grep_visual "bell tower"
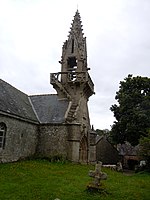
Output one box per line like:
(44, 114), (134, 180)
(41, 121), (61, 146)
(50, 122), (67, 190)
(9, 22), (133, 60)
(50, 10), (95, 163)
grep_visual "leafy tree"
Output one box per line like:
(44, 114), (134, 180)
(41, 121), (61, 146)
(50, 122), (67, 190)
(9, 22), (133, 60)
(139, 130), (150, 171)
(96, 129), (113, 143)
(110, 75), (150, 146)
(95, 129), (110, 136)
(95, 129), (104, 136)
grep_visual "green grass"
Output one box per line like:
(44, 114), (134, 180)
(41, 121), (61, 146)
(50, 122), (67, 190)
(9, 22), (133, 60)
(0, 160), (150, 200)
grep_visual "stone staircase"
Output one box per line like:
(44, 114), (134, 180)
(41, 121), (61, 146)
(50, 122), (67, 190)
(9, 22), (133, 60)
(66, 101), (78, 122)
(53, 79), (71, 100)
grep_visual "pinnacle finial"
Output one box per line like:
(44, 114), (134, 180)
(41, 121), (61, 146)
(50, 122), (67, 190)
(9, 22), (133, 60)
(68, 9), (83, 38)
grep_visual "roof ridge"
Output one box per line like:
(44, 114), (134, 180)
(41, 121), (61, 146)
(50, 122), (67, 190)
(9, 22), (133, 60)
(29, 93), (57, 97)
(0, 79), (27, 96)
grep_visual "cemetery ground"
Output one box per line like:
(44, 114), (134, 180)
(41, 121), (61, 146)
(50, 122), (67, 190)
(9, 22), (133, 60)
(0, 159), (149, 200)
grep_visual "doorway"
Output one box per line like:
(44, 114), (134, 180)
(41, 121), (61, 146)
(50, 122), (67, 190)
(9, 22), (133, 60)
(79, 136), (88, 163)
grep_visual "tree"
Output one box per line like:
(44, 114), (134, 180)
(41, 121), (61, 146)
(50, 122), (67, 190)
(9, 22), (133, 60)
(110, 75), (150, 146)
(95, 129), (110, 136)
(95, 129), (113, 143)
(138, 130), (150, 171)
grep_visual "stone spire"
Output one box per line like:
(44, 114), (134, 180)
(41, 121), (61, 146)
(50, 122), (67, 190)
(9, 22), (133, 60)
(51, 10), (94, 99)
(69, 9), (84, 40)
(61, 10), (87, 73)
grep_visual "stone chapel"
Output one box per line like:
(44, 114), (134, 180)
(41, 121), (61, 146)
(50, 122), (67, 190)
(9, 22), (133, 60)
(0, 10), (96, 163)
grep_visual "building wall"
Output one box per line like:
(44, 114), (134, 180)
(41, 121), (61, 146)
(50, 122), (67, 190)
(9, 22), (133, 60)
(0, 116), (95, 163)
(89, 132), (97, 163)
(37, 123), (88, 163)
(96, 137), (119, 164)
(37, 124), (69, 159)
(89, 145), (96, 163)
(0, 114), (38, 163)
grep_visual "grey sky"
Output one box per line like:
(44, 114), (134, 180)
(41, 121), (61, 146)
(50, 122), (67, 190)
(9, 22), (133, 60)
(0, 0), (150, 129)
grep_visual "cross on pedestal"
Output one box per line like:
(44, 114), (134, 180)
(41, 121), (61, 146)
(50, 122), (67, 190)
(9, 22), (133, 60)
(89, 161), (107, 187)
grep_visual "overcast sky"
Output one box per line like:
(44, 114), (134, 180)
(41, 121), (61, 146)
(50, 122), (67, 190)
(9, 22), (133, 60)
(0, 0), (150, 130)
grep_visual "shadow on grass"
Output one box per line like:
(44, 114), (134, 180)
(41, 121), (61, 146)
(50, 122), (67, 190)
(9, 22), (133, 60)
(86, 182), (110, 197)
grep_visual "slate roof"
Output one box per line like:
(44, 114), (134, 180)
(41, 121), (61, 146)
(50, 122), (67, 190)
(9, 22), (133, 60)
(96, 135), (103, 144)
(0, 79), (69, 124)
(0, 79), (38, 122)
(29, 94), (69, 123)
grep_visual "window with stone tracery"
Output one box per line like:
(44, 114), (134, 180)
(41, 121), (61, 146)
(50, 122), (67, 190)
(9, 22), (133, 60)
(0, 123), (6, 149)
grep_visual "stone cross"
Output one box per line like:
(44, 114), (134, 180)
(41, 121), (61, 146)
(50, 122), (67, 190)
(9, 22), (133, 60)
(89, 161), (107, 187)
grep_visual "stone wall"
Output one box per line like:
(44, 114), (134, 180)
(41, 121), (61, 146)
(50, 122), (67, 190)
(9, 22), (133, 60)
(37, 124), (69, 159)
(0, 115), (95, 163)
(0, 114), (38, 163)
(89, 131), (97, 162)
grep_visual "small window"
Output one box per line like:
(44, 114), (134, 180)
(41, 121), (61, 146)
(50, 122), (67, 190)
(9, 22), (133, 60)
(71, 39), (74, 53)
(0, 123), (6, 149)
(67, 57), (77, 81)
(67, 56), (77, 70)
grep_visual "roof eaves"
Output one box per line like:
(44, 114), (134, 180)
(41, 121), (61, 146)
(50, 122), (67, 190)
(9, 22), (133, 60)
(0, 110), (39, 124)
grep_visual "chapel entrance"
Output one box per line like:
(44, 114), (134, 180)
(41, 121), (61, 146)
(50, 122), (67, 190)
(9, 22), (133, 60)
(79, 136), (88, 163)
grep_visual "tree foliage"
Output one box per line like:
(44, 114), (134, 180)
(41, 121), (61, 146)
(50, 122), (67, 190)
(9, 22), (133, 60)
(139, 130), (150, 171)
(110, 75), (150, 146)
(95, 129), (110, 136)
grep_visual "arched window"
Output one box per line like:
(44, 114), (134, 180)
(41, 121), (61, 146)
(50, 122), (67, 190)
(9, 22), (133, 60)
(0, 123), (6, 149)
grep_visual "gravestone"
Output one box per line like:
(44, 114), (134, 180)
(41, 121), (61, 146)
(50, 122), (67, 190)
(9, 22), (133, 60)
(88, 161), (107, 190)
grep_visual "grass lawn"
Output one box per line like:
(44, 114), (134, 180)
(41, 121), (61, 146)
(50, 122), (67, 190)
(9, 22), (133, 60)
(0, 160), (150, 200)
